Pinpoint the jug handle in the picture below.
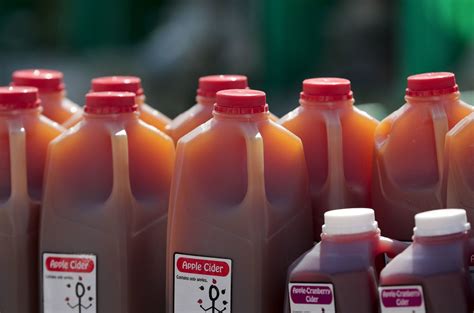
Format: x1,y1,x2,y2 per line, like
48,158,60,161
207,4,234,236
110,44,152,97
323,111,345,208
240,123,266,303
377,236,409,258
241,124,267,209
8,119,29,205
430,104,449,186
108,126,134,204
106,125,134,302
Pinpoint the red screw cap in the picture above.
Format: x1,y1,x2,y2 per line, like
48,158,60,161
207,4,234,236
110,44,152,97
197,75,248,98
300,78,353,102
84,92,138,114
91,76,144,96
11,69,65,92
0,86,40,111
215,89,268,114
406,72,458,97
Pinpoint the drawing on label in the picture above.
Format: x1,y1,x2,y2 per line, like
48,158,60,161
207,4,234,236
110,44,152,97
174,253,232,313
198,279,228,312
65,277,94,312
43,253,97,313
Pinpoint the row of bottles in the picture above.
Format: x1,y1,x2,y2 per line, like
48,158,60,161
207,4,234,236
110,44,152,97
0,69,472,312
287,208,472,313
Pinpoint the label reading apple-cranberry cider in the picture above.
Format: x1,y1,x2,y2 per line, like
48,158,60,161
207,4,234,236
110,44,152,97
288,283,336,313
43,253,97,313
379,285,426,313
174,253,232,313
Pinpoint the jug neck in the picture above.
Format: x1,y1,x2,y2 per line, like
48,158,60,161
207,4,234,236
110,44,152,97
319,231,381,261
413,232,470,265
196,95,217,106
136,95,146,106
413,231,468,245
300,98,354,110
405,91,460,106
38,90,66,109
213,111,270,122
321,230,380,245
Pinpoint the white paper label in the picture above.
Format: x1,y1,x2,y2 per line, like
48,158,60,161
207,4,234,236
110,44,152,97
174,253,232,313
379,285,426,313
43,253,97,313
288,283,336,313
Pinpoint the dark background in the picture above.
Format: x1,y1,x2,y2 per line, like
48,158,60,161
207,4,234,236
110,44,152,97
1,0,473,119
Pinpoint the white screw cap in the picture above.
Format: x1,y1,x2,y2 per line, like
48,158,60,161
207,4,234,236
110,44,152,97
322,208,378,235
414,209,471,237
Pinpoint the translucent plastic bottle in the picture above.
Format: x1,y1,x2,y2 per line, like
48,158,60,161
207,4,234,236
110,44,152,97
285,208,407,313
372,72,473,241
444,112,474,226
89,76,171,132
165,75,249,142
279,78,379,239
444,112,474,275
40,92,175,313
0,86,63,313
11,69,80,126
167,89,313,313
379,209,472,313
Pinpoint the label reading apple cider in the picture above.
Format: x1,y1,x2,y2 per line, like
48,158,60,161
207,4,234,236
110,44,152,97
379,286,426,313
174,253,232,313
43,253,97,313
288,283,336,313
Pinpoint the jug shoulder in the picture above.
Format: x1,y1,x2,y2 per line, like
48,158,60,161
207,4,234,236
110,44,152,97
381,246,416,276
141,102,172,123
167,103,213,138
447,112,474,138
280,106,330,126
290,244,323,276
351,106,380,125
177,117,290,146
339,109,379,142
131,118,174,145
278,106,304,124
259,119,304,148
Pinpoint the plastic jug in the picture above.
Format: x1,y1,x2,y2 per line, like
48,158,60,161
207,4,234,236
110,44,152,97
0,86,63,313
167,89,313,313
444,112,474,275
89,76,171,132
379,209,472,313
444,112,474,227
285,208,407,313
12,69,81,126
372,72,473,241
39,92,175,313
279,78,379,239
165,75,249,142
166,75,278,143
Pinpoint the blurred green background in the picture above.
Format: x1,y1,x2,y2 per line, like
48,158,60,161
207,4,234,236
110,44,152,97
1,0,473,119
